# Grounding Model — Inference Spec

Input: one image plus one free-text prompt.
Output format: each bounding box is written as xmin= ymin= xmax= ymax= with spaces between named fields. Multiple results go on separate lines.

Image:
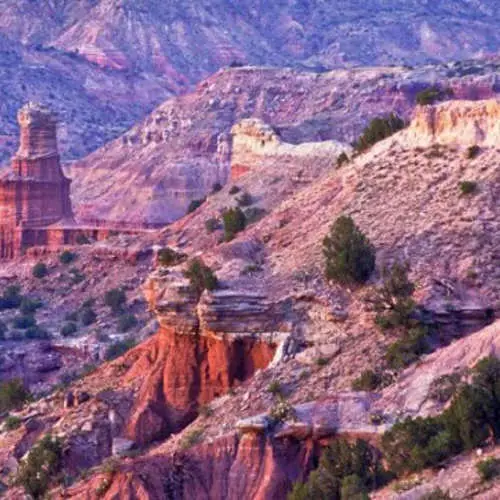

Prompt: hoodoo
xmin=0 ymin=103 xmax=74 ymax=258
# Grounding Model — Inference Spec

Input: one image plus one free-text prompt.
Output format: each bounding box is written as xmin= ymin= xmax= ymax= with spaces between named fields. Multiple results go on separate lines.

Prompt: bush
xmin=25 ymin=326 xmax=49 ymax=339
xmin=183 ymin=259 xmax=218 ymax=297
xmin=244 ymin=207 xmax=267 ymax=225
xmin=211 ymin=182 xmax=222 ymax=193
xmin=4 ymin=415 xmax=22 ymax=431
xmin=205 ymin=217 xmax=220 ymax=233
xmin=0 ymin=320 xmax=6 ymax=339
xmin=459 ymin=180 xmax=477 ymax=195
xmin=118 ymin=313 xmax=137 ymax=333
xmin=32 ymin=262 xmax=48 ymax=279
xmin=104 ymin=288 xmax=126 ymax=314
xmin=267 ymin=380 xmax=283 ymax=396
xmin=429 ymin=373 xmax=462 ymax=403
xmin=0 ymin=379 xmax=31 ymax=412
xmin=157 ymin=247 xmax=186 ymax=267
xmin=229 ymin=185 xmax=241 ymax=195
xmin=476 ymin=457 xmax=500 ymax=482
xmin=17 ymin=434 xmax=62 ymax=499
xmin=352 ymin=370 xmax=383 ymax=391
xmin=354 ymin=113 xmax=405 ymax=152
xmin=59 ymin=250 xmax=77 ymax=265
xmin=466 ymin=145 xmax=481 ymax=159
xmin=340 ymin=475 xmax=369 ymax=500
xmin=269 ymin=395 xmax=296 ymax=423
xmin=337 ymin=152 xmax=349 ymax=167
xmin=80 ymin=307 xmax=97 ymax=326
xmin=0 ymin=285 xmax=22 ymax=309
xmin=61 ymin=322 xmax=78 ymax=337
xmin=12 ymin=314 xmax=36 ymax=330
xmin=372 ymin=262 xmax=416 ymax=330
xmin=385 ymin=327 xmax=431 ymax=370
xmin=416 ymin=87 xmax=452 ymax=106
xmin=20 ymin=297 xmax=43 ymax=315
xmin=237 ymin=191 xmax=253 ymax=207
xmin=222 ymin=207 xmax=246 ymax=241
xmin=105 ymin=338 xmax=136 ymax=361
xmin=323 ymin=215 xmax=375 ymax=284
xmin=180 ymin=429 xmax=204 ymax=450
xmin=187 ymin=198 xmax=206 ymax=214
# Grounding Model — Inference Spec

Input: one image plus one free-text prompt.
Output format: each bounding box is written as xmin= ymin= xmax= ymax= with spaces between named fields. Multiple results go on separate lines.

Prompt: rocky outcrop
xmin=403 ymin=99 xmax=500 ymax=147
xmin=230 ymin=118 xmax=349 ymax=180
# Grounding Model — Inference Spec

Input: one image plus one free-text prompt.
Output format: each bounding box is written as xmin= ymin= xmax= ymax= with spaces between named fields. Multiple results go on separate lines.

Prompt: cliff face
xmin=404 ymin=99 xmax=500 ymax=147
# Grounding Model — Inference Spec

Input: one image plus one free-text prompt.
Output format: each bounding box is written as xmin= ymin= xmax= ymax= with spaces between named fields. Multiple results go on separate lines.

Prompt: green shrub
xmin=476 ymin=457 xmax=500 ymax=482
xmin=0 ymin=379 xmax=31 ymax=412
xmin=222 ymin=207 xmax=246 ymax=241
xmin=104 ymin=288 xmax=126 ymax=314
xmin=354 ymin=113 xmax=405 ymax=152
xmin=0 ymin=285 xmax=22 ymax=309
xmin=372 ymin=262 xmax=416 ymax=330
xmin=20 ymin=297 xmax=43 ymax=315
xmin=105 ymin=338 xmax=136 ymax=361
xmin=352 ymin=370 xmax=383 ymax=391
xmin=267 ymin=380 xmax=283 ymax=396
xmin=25 ymin=326 xmax=49 ymax=339
xmin=61 ymin=322 xmax=78 ymax=337
xmin=385 ymin=327 xmax=431 ymax=370
xmin=17 ymin=434 xmax=62 ymax=499
xmin=429 ymin=373 xmax=462 ymax=403
xmin=416 ymin=87 xmax=452 ymax=106
xmin=459 ymin=180 xmax=478 ymax=195
xmin=183 ymin=258 xmax=218 ymax=296
xmin=157 ymin=247 xmax=186 ymax=267
xmin=4 ymin=415 xmax=22 ymax=431
xmin=466 ymin=145 xmax=481 ymax=159
xmin=337 ymin=152 xmax=349 ymax=167
xmin=205 ymin=217 xmax=220 ymax=233
xmin=180 ymin=428 xmax=204 ymax=450
xmin=80 ymin=307 xmax=97 ymax=326
xmin=229 ymin=185 xmax=241 ymax=195
xmin=340 ymin=475 xmax=369 ymax=500
xmin=118 ymin=313 xmax=137 ymax=333
xmin=323 ymin=215 xmax=375 ymax=284
xmin=32 ymin=262 xmax=48 ymax=279
xmin=59 ymin=250 xmax=77 ymax=265
xmin=237 ymin=191 xmax=253 ymax=207
xmin=12 ymin=314 xmax=36 ymax=330
xmin=269 ymin=395 xmax=296 ymax=423
xmin=187 ymin=198 xmax=206 ymax=214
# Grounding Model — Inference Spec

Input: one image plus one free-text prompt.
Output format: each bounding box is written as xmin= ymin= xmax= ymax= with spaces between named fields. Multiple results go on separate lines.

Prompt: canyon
xmin=0 ymin=96 xmax=498 ymax=498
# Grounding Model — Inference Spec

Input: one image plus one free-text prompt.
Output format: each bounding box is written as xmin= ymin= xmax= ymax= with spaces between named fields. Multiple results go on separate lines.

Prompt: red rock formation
xmin=125 ymin=327 xmax=276 ymax=445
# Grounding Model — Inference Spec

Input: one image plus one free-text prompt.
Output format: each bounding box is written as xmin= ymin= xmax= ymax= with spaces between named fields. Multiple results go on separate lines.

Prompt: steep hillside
xmin=69 ymin=63 xmax=500 ymax=227
xmin=0 ymin=99 xmax=498 ymax=499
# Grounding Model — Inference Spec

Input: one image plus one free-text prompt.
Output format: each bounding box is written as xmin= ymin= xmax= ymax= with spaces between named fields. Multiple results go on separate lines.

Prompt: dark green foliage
xmin=0 ymin=379 xmax=31 ymax=412
xmin=459 ymin=180 xmax=478 ymax=195
xmin=0 ymin=285 xmax=22 ymax=310
xmin=222 ymin=207 xmax=247 ymax=241
xmin=80 ymin=307 xmax=97 ymax=326
xmin=354 ymin=113 xmax=405 ymax=152
xmin=61 ymin=322 xmax=78 ymax=337
xmin=105 ymin=338 xmax=136 ymax=361
xmin=76 ymin=233 xmax=90 ymax=245
xmin=20 ymin=297 xmax=43 ymax=315
xmin=17 ymin=434 xmax=63 ymax=499
xmin=385 ymin=327 xmax=431 ymax=370
xmin=4 ymin=415 xmax=22 ymax=431
xmin=267 ymin=380 xmax=283 ymax=395
xmin=104 ymin=288 xmax=126 ymax=314
xmin=237 ymin=191 xmax=253 ymax=207
xmin=32 ymin=262 xmax=48 ymax=279
xmin=244 ymin=207 xmax=267 ymax=225
xmin=118 ymin=313 xmax=137 ymax=333
xmin=476 ymin=457 xmax=500 ymax=482
xmin=183 ymin=259 xmax=218 ymax=297
xmin=187 ymin=198 xmax=206 ymax=213
xmin=372 ymin=262 xmax=416 ymax=330
xmin=12 ymin=314 xmax=36 ymax=330
xmin=289 ymin=438 xmax=388 ymax=500
xmin=229 ymin=185 xmax=241 ymax=195
xmin=416 ymin=87 xmax=452 ymax=106
xmin=352 ymin=370 xmax=383 ymax=391
xmin=59 ymin=250 xmax=77 ymax=265
xmin=337 ymin=152 xmax=349 ymax=167
xmin=205 ymin=217 xmax=220 ymax=233
xmin=382 ymin=357 xmax=500 ymax=475
xmin=323 ymin=215 xmax=375 ymax=284
xmin=429 ymin=373 xmax=462 ymax=403
xmin=157 ymin=247 xmax=186 ymax=267
xmin=466 ymin=145 xmax=481 ymax=159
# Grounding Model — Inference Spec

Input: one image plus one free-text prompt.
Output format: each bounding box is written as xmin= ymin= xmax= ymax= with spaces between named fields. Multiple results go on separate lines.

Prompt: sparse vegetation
xmin=187 ymin=198 xmax=206 ymax=213
xmin=269 ymin=395 xmax=296 ymax=423
xmin=459 ymin=180 xmax=478 ymax=195
xmin=237 ymin=191 xmax=253 ymax=207
xmin=59 ymin=250 xmax=77 ymax=264
xmin=416 ymin=87 xmax=452 ymax=106
xmin=104 ymin=288 xmax=127 ymax=314
xmin=267 ymin=380 xmax=283 ymax=396
xmin=244 ymin=207 xmax=267 ymax=225
xmin=337 ymin=152 xmax=349 ymax=167
xmin=157 ymin=247 xmax=186 ymax=267
xmin=205 ymin=217 xmax=220 ymax=233
xmin=0 ymin=379 xmax=30 ymax=412
xmin=183 ymin=258 xmax=218 ymax=296
xmin=61 ymin=322 xmax=78 ymax=337
xmin=229 ymin=185 xmax=241 ymax=195
xmin=476 ymin=457 xmax=500 ymax=482
xmin=180 ymin=428 xmax=204 ymax=449
xmin=80 ymin=307 xmax=97 ymax=326
xmin=32 ymin=262 xmax=48 ymax=279
xmin=222 ymin=207 xmax=246 ymax=241
xmin=19 ymin=297 xmax=42 ymax=315
xmin=352 ymin=370 xmax=385 ymax=391
xmin=4 ymin=415 xmax=22 ymax=431
xmin=12 ymin=314 xmax=36 ymax=330
xmin=118 ymin=313 xmax=138 ymax=332
xmin=105 ymin=338 xmax=136 ymax=361
xmin=354 ymin=113 xmax=405 ymax=152
xmin=385 ymin=326 xmax=431 ymax=370
xmin=17 ymin=434 xmax=63 ymax=499
xmin=466 ymin=145 xmax=481 ymax=159
xmin=429 ymin=373 xmax=462 ymax=403
xmin=211 ymin=182 xmax=223 ymax=193
xmin=0 ymin=285 xmax=22 ymax=310
xmin=323 ymin=215 xmax=375 ymax=284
